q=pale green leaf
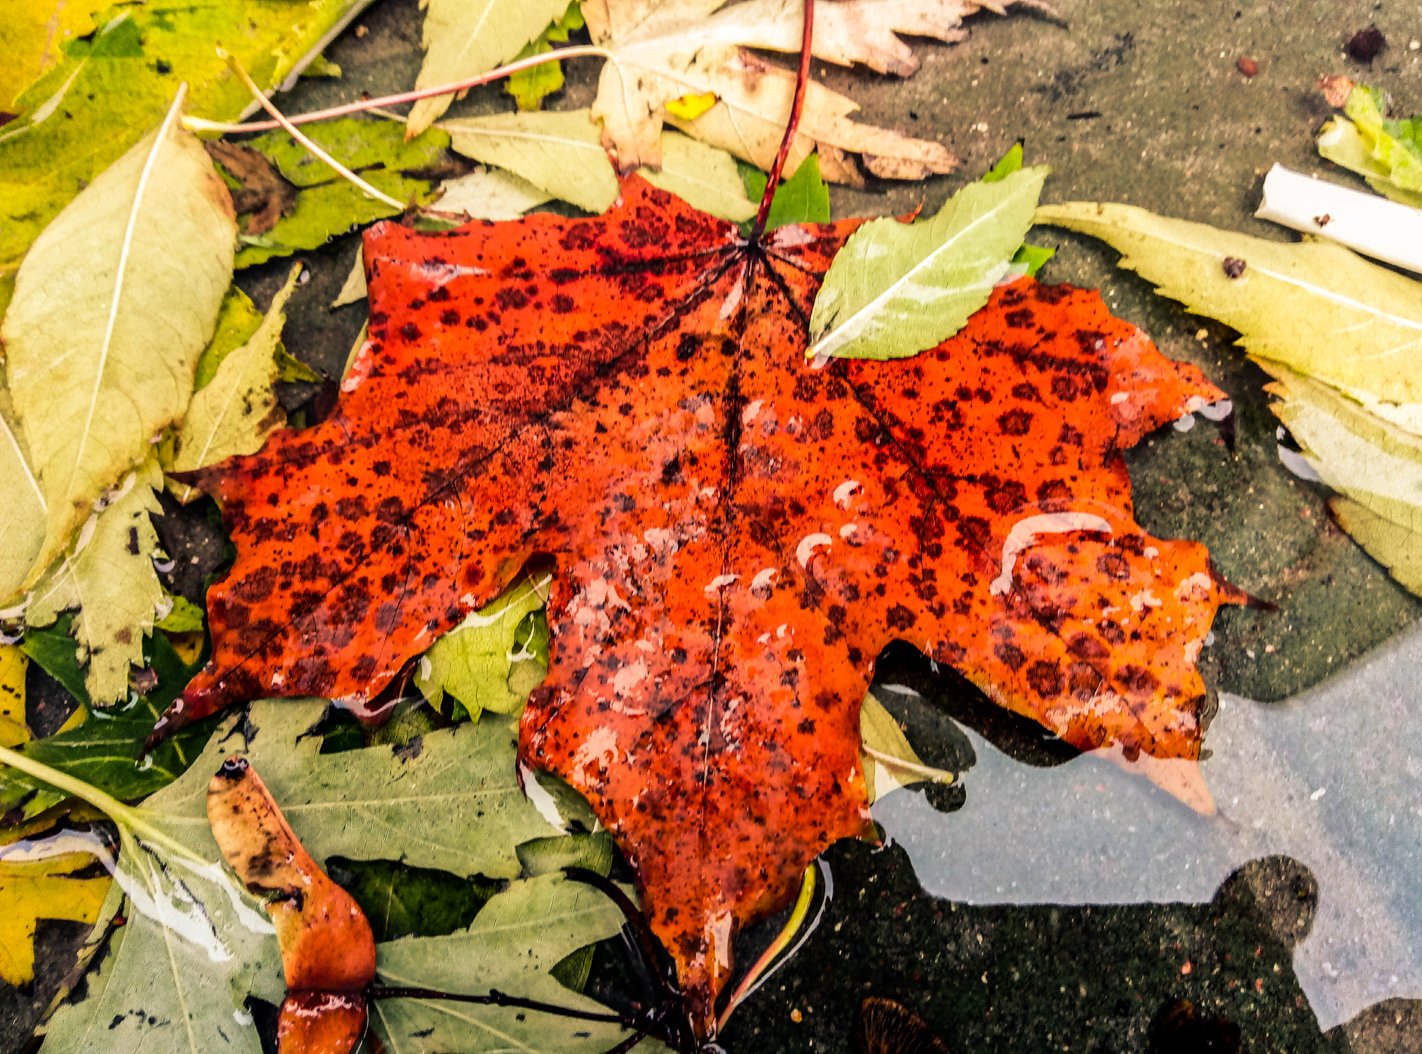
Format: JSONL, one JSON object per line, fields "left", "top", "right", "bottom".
{"left": 1266, "top": 365, "right": 1422, "bottom": 597}
{"left": 406, "top": 0, "right": 569, "bottom": 137}
{"left": 0, "top": 0, "right": 374, "bottom": 295}
{"left": 166, "top": 267, "right": 301, "bottom": 500}
{"left": 1319, "top": 117, "right": 1422, "bottom": 210}
{"left": 233, "top": 119, "right": 450, "bottom": 268}
{"left": 443, "top": 109, "right": 618, "bottom": 213}
{"left": 649, "top": 133, "right": 757, "bottom": 223}
{"left": 371, "top": 874, "right": 643, "bottom": 1054}
{"left": 0, "top": 374, "right": 44, "bottom": 604}
{"left": 432, "top": 167, "right": 554, "bottom": 220}
{"left": 860, "top": 692, "right": 953, "bottom": 803}
{"left": 808, "top": 165, "right": 1048, "bottom": 359}
{"left": 443, "top": 109, "right": 755, "bottom": 220}
{"left": 1035, "top": 201, "right": 1422, "bottom": 407}
{"left": 24, "top": 459, "right": 168, "bottom": 704}
{"left": 3, "top": 94, "right": 236, "bottom": 584}
{"left": 417, "top": 574, "right": 550, "bottom": 720}
{"left": 33, "top": 697, "right": 617, "bottom": 1053}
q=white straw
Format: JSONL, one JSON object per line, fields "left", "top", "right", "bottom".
{"left": 1256, "top": 164, "right": 1422, "bottom": 276}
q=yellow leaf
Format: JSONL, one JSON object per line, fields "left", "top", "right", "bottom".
{"left": 665, "top": 91, "right": 718, "bottom": 121}
{"left": 0, "top": 645, "right": 28, "bottom": 748}
{"left": 0, "top": 0, "right": 110, "bottom": 109}
{"left": 0, "top": 850, "right": 109, "bottom": 985}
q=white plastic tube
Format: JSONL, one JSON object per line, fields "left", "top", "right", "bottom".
{"left": 1255, "top": 164, "right": 1422, "bottom": 276}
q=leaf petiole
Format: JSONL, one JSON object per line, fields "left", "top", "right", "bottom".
{"left": 0, "top": 742, "right": 206, "bottom": 868}
{"left": 219, "top": 48, "right": 405, "bottom": 209}
{"left": 185, "top": 45, "right": 615, "bottom": 137}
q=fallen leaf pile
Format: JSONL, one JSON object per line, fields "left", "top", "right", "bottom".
{"left": 0, "top": 0, "right": 1299, "bottom": 1049}
{"left": 164, "top": 179, "right": 1241, "bottom": 1029}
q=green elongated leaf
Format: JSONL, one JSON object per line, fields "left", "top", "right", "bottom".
{"left": 371, "top": 874, "right": 644, "bottom": 1054}
{"left": 1266, "top": 365, "right": 1422, "bottom": 596}
{"left": 1035, "top": 201, "right": 1422, "bottom": 412}
{"left": 2, "top": 629, "right": 214, "bottom": 821}
{"left": 1319, "top": 117, "right": 1422, "bottom": 209}
{"left": 24, "top": 459, "right": 169, "bottom": 703}
{"left": 417, "top": 574, "right": 551, "bottom": 720}
{"left": 26, "top": 698, "right": 631, "bottom": 1054}
{"left": 407, "top": 0, "right": 570, "bottom": 136}
{"left": 233, "top": 119, "right": 451, "bottom": 267}
{"left": 3, "top": 95, "right": 236, "bottom": 585}
{"left": 807, "top": 164, "right": 1048, "bottom": 359}
{"left": 443, "top": 109, "right": 756, "bottom": 220}
{"left": 506, "top": 2, "right": 586, "bottom": 111}
{"left": 859, "top": 691, "right": 953, "bottom": 804}
{"left": 166, "top": 267, "right": 301, "bottom": 499}
{"left": 741, "top": 152, "right": 831, "bottom": 231}
{"left": 0, "top": 376, "right": 44, "bottom": 603}
{"left": 0, "top": 0, "right": 373, "bottom": 313}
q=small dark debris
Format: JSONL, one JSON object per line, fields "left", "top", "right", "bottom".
{"left": 1345, "top": 26, "right": 1386, "bottom": 63}
{"left": 1222, "top": 257, "right": 1247, "bottom": 279}
{"left": 132, "top": 666, "right": 160, "bottom": 694}
{"left": 1066, "top": 110, "right": 1102, "bottom": 121}
{"left": 1313, "top": 213, "right": 1332, "bottom": 227}
{"left": 1236, "top": 56, "right": 1258, "bottom": 77}
{"left": 127, "top": 526, "right": 140, "bottom": 555}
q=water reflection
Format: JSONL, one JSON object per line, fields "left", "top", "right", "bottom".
{"left": 873, "top": 623, "right": 1422, "bottom": 1036}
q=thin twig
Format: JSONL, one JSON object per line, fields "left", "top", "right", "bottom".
{"left": 186, "top": 45, "right": 613, "bottom": 136}
{"left": 749, "top": 0, "right": 816, "bottom": 241}
{"left": 219, "top": 47, "right": 404, "bottom": 209}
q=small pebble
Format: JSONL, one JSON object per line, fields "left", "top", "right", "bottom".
{"left": 1236, "top": 56, "right": 1259, "bottom": 77}
{"left": 1345, "top": 26, "right": 1386, "bottom": 63}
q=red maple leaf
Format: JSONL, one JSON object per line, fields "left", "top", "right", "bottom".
{"left": 163, "top": 178, "right": 1241, "bottom": 1035}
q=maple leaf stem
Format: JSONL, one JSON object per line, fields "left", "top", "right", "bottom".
{"left": 749, "top": 0, "right": 816, "bottom": 243}
{"left": 219, "top": 47, "right": 407, "bottom": 210}
{"left": 184, "top": 46, "right": 615, "bottom": 137}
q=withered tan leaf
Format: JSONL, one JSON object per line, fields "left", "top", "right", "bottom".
{"left": 583, "top": 0, "right": 1040, "bottom": 179}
